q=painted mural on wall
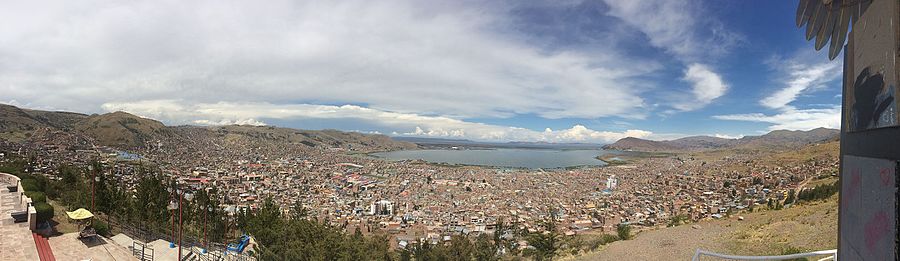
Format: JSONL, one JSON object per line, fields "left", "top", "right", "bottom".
{"left": 839, "top": 0, "right": 900, "bottom": 133}
{"left": 847, "top": 67, "right": 897, "bottom": 131}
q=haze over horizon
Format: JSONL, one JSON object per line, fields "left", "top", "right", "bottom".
{"left": 1, "top": 0, "right": 842, "bottom": 143}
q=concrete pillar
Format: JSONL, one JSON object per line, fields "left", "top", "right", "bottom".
{"left": 837, "top": 0, "right": 900, "bottom": 259}
{"left": 28, "top": 206, "right": 36, "bottom": 231}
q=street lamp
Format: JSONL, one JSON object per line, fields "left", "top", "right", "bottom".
{"left": 167, "top": 186, "right": 177, "bottom": 249}
{"left": 91, "top": 169, "right": 97, "bottom": 211}
{"left": 180, "top": 191, "right": 194, "bottom": 259}
{"left": 203, "top": 205, "right": 212, "bottom": 254}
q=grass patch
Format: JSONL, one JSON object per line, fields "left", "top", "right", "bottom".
{"left": 48, "top": 199, "right": 79, "bottom": 234}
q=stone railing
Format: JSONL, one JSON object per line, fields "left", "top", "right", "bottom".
{"left": 0, "top": 172, "right": 38, "bottom": 231}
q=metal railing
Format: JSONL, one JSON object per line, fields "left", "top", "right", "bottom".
{"left": 692, "top": 249, "right": 837, "bottom": 261}
{"left": 107, "top": 215, "right": 256, "bottom": 261}
{"left": 132, "top": 241, "right": 154, "bottom": 261}
{"left": 182, "top": 246, "right": 254, "bottom": 261}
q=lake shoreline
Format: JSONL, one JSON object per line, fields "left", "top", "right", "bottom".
{"left": 368, "top": 148, "right": 620, "bottom": 169}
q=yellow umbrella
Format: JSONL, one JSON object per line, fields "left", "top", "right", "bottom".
{"left": 65, "top": 208, "right": 94, "bottom": 220}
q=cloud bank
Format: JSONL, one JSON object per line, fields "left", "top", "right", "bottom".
{"left": 102, "top": 100, "right": 653, "bottom": 143}
{"left": 0, "top": 0, "right": 651, "bottom": 120}
{"left": 0, "top": 0, "right": 747, "bottom": 141}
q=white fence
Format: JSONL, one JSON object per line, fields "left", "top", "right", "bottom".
{"left": 692, "top": 248, "right": 837, "bottom": 261}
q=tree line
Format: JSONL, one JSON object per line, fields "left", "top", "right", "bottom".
{"left": 796, "top": 181, "right": 839, "bottom": 202}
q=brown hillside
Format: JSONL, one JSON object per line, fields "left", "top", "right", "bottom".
{"left": 73, "top": 111, "right": 170, "bottom": 147}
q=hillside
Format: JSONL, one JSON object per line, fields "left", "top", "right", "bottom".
{"left": 601, "top": 137, "right": 682, "bottom": 152}
{"left": 603, "top": 128, "right": 839, "bottom": 152}
{"left": 570, "top": 193, "right": 839, "bottom": 261}
{"left": 0, "top": 104, "right": 416, "bottom": 151}
{"left": 0, "top": 104, "right": 89, "bottom": 140}
{"left": 735, "top": 128, "right": 839, "bottom": 150}
{"left": 177, "top": 125, "right": 417, "bottom": 150}
{"left": 74, "top": 111, "right": 171, "bottom": 147}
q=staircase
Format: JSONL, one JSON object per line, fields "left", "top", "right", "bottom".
{"left": 32, "top": 233, "right": 56, "bottom": 261}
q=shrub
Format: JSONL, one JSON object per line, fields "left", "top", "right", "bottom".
{"left": 586, "top": 234, "right": 621, "bottom": 251}
{"left": 93, "top": 219, "right": 110, "bottom": 236}
{"left": 588, "top": 239, "right": 603, "bottom": 250}
{"left": 34, "top": 202, "right": 54, "bottom": 223}
{"left": 600, "top": 234, "right": 620, "bottom": 244}
{"left": 616, "top": 224, "right": 632, "bottom": 240}
{"left": 21, "top": 178, "right": 40, "bottom": 192}
{"left": 24, "top": 191, "right": 46, "bottom": 203}
{"left": 780, "top": 246, "right": 809, "bottom": 261}
{"left": 28, "top": 174, "right": 49, "bottom": 191}
{"left": 668, "top": 214, "right": 688, "bottom": 227}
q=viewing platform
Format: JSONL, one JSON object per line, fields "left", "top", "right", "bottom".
{"left": 2, "top": 173, "right": 136, "bottom": 260}
{"left": 0, "top": 177, "right": 40, "bottom": 260}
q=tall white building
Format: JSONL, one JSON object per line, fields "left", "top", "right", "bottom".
{"left": 606, "top": 175, "right": 617, "bottom": 190}
{"left": 370, "top": 200, "right": 394, "bottom": 216}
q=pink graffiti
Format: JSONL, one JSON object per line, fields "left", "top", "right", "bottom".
{"left": 878, "top": 168, "right": 892, "bottom": 186}
{"left": 864, "top": 211, "right": 889, "bottom": 251}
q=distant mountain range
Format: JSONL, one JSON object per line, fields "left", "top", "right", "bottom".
{"left": 393, "top": 136, "right": 605, "bottom": 150}
{"left": 0, "top": 104, "right": 416, "bottom": 150}
{"left": 0, "top": 103, "right": 842, "bottom": 153}
{"left": 602, "top": 128, "right": 840, "bottom": 152}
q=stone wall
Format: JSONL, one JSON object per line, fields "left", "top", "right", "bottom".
{"left": 0, "top": 172, "right": 37, "bottom": 231}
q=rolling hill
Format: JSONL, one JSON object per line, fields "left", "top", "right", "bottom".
{"left": 74, "top": 111, "right": 172, "bottom": 147}
{"left": 603, "top": 128, "right": 839, "bottom": 152}
{"left": 0, "top": 104, "right": 416, "bottom": 150}
{"left": 0, "top": 104, "right": 90, "bottom": 140}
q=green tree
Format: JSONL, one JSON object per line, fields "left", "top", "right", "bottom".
{"left": 241, "top": 197, "right": 395, "bottom": 260}
{"left": 616, "top": 224, "right": 632, "bottom": 240}
{"left": 447, "top": 235, "right": 475, "bottom": 260}
{"left": 474, "top": 233, "right": 500, "bottom": 261}
{"left": 130, "top": 172, "right": 171, "bottom": 230}
{"left": 527, "top": 219, "right": 560, "bottom": 261}
{"left": 786, "top": 190, "right": 796, "bottom": 205}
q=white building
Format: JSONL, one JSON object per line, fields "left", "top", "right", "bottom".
{"left": 370, "top": 200, "right": 394, "bottom": 216}
{"left": 606, "top": 175, "right": 618, "bottom": 190}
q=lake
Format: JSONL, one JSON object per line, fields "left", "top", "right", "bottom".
{"left": 371, "top": 148, "right": 615, "bottom": 169}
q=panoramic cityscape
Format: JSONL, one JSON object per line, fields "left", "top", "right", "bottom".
{"left": 1, "top": 0, "right": 898, "bottom": 261}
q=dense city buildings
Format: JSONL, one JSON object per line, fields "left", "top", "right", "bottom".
{"left": 0, "top": 127, "right": 838, "bottom": 249}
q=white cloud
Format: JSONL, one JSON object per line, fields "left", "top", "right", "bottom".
{"left": 602, "top": 0, "right": 742, "bottom": 62}
{"left": 714, "top": 50, "right": 842, "bottom": 131}
{"left": 602, "top": 0, "right": 736, "bottom": 112}
{"left": 713, "top": 106, "right": 840, "bottom": 131}
{"left": 0, "top": 0, "right": 652, "bottom": 120}
{"left": 760, "top": 60, "right": 841, "bottom": 109}
{"left": 713, "top": 133, "right": 744, "bottom": 139}
{"left": 102, "top": 100, "right": 653, "bottom": 143}
{"left": 673, "top": 63, "right": 728, "bottom": 111}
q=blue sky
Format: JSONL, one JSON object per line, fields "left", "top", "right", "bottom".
{"left": 0, "top": 0, "right": 843, "bottom": 143}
